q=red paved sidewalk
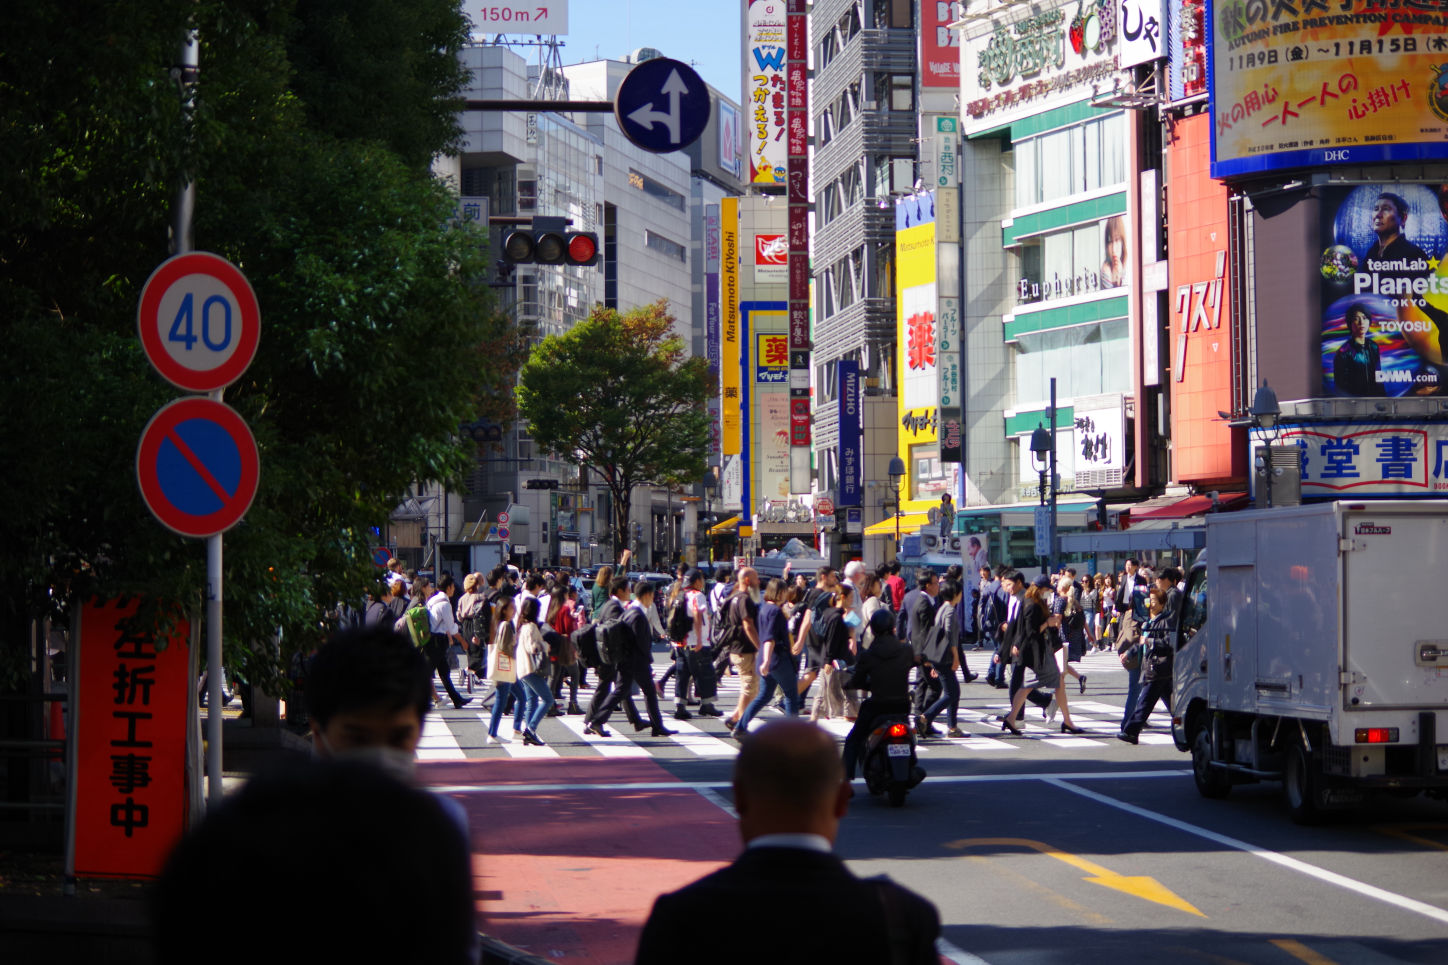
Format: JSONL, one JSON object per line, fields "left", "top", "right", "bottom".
{"left": 421, "top": 758, "right": 738, "bottom": 965}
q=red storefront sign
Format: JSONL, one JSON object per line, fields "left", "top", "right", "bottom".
{"left": 790, "top": 396, "right": 811, "bottom": 445}
{"left": 74, "top": 598, "right": 191, "bottom": 878}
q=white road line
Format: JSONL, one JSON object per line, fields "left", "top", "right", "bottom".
{"left": 1035, "top": 737, "right": 1110, "bottom": 750}
{"left": 1072, "top": 700, "right": 1128, "bottom": 715}
{"left": 695, "top": 785, "right": 738, "bottom": 818}
{"left": 556, "top": 715, "right": 650, "bottom": 758}
{"left": 1045, "top": 777, "right": 1448, "bottom": 928}
{"left": 430, "top": 769, "right": 1192, "bottom": 794}
{"left": 499, "top": 735, "right": 560, "bottom": 759}
{"left": 664, "top": 718, "right": 737, "bottom": 756}
{"left": 417, "top": 713, "right": 466, "bottom": 760}
{"left": 938, "top": 937, "right": 992, "bottom": 965}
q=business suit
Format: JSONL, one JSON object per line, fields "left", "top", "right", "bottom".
{"left": 636, "top": 844, "right": 940, "bottom": 965}
{"left": 1000, "top": 591, "right": 1052, "bottom": 722}
{"left": 584, "top": 598, "right": 642, "bottom": 729}
{"left": 588, "top": 603, "right": 666, "bottom": 731}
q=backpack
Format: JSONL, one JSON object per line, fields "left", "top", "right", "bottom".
{"left": 667, "top": 594, "right": 694, "bottom": 641}
{"left": 573, "top": 623, "right": 603, "bottom": 668}
{"left": 596, "top": 614, "right": 631, "bottom": 665}
{"left": 401, "top": 605, "right": 431, "bottom": 648}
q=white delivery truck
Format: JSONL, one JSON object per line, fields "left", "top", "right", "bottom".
{"left": 1172, "top": 500, "right": 1448, "bottom": 822}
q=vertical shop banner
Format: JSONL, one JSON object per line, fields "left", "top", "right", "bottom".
{"left": 897, "top": 195, "right": 939, "bottom": 413}
{"left": 1119, "top": 0, "right": 1167, "bottom": 68}
{"left": 75, "top": 598, "right": 191, "bottom": 878}
{"left": 721, "top": 197, "right": 742, "bottom": 454}
{"left": 1208, "top": 3, "right": 1448, "bottom": 177}
{"left": 837, "top": 360, "right": 862, "bottom": 506}
{"left": 787, "top": 0, "right": 811, "bottom": 483}
{"left": 745, "top": 304, "right": 789, "bottom": 509}
{"left": 1170, "top": 0, "right": 1207, "bottom": 100}
{"left": 747, "top": 0, "right": 787, "bottom": 185}
{"left": 1319, "top": 183, "right": 1448, "bottom": 398}
{"left": 921, "top": 0, "right": 962, "bottom": 88}
{"left": 705, "top": 205, "right": 722, "bottom": 465}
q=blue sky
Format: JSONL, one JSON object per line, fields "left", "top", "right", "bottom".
{"left": 562, "top": 1, "right": 745, "bottom": 101}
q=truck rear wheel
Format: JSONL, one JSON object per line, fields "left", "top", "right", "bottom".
{"left": 1191, "top": 727, "right": 1231, "bottom": 799}
{"left": 1284, "top": 737, "right": 1325, "bottom": 824}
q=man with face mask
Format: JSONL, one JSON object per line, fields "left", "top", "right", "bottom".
{"left": 305, "top": 622, "right": 436, "bottom": 780}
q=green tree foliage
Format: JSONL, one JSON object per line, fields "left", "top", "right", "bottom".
{"left": 517, "top": 302, "right": 710, "bottom": 551}
{"left": 0, "top": 0, "right": 517, "bottom": 692}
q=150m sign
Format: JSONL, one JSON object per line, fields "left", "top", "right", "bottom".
{"left": 469, "top": 3, "right": 568, "bottom": 33}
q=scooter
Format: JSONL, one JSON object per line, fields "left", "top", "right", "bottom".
{"left": 861, "top": 711, "right": 926, "bottom": 807}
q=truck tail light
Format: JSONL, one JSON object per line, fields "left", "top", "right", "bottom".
{"left": 1353, "top": 727, "right": 1398, "bottom": 744}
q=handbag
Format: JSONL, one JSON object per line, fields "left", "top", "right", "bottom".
{"left": 1119, "top": 643, "right": 1142, "bottom": 672}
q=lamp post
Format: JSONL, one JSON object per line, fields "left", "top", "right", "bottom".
{"left": 702, "top": 466, "right": 718, "bottom": 563}
{"left": 1250, "top": 379, "right": 1282, "bottom": 508}
{"left": 887, "top": 456, "right": 906, "bottom": 558}
{"left": 1029, "top": 377, "right": 1059, "bottom": 576}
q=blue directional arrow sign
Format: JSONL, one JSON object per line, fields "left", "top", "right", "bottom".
{"left": 614, "top": 57, "right": 711, "bottom": 154}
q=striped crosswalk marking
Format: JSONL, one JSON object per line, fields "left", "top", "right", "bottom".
{"left": 665, "top": 718, "right": 737, "bottom": 757}
{"left": 556, "top": 715, "right": 651, "bottom": 758}
{"left": 417, "top": 712, "right": 466, "bottom": 761}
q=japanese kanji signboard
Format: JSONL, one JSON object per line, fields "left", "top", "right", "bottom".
{"left": 1208, "top": 0, "right": 1448, "bottom": 177}
{"left": 75, "top": 598, "right": 190, "bottom": 878}
{"left": 746, "top": 0, "right": 787, "bottom": 185}
{"left": 1255, "top": 422, "right": 1448, "bottom": 497}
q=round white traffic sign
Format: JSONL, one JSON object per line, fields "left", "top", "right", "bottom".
{"left": 496, "top": 511, "right": 510, "bottom": 526}
{"left": 137, "top": 252, "right": 260, "bottom": 392}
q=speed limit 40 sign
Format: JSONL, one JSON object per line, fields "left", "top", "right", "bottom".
{"left": 137, "top": 252, "right": 260, "bottom": 393}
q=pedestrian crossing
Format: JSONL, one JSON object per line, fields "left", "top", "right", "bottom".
{"left": 418, "top": 648, "right": 1174, "bottom": 763}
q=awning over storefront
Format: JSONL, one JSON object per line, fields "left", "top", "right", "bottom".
{"left": 708, "top": 515, "right": 741, "bottom": 536}
{"left": 1129, "top": 492, "right": 1248, "bottom": 520}
{"left": 862, "top": 512, "right": 930, "bottom": 537}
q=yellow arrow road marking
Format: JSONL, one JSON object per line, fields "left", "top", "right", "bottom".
{"left": 945, "top": 837, "right": 1206, "bottom": 918}
{"left": 1370, "top": 823, "right": 1448, "bottom": 853}
{"left": 1270, "top": 939, "right": 1340, "bottom": 965}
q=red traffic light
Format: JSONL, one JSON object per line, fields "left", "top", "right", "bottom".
{"left": 502, "top": 228, "right": 599, "bottom": 267}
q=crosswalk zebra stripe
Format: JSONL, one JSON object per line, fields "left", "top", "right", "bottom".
{"left": 556, "top": 715, "right": 651, "bottom": 758}
{"left": 664, "top": 718, "right": 738, "bottom": 757}
{"left": 417, "top": 712, "right": 467, "bottom": 761}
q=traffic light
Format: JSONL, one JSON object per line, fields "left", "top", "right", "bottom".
{"left": 524, "top": 478, "right": 559, "bottom": 490}
{"left": 502, "top": 228, "right": 599, "bottom": 267}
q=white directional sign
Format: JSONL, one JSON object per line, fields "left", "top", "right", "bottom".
{"left": 468, "top": 2, "right": 567, "bottom": 34}
{"left": 614, "top": 57, "right": 711, "bottom": 154}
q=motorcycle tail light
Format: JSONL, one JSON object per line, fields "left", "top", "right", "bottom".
{"left": 888, "top": 723, "right": 908, "bottom": 738}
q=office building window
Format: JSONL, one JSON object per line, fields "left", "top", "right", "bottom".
{"left": 644, "top": 230, "right": 687, "bottom": 262}
{"left": 1013, "top": 113, "right": 1127, "bottom": 208}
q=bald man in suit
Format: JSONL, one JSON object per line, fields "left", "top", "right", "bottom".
{"left": 635, "top": 720, "right": 940, "bottom": 965}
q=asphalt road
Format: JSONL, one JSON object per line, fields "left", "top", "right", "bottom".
{"left": 425, "top": 647, "right": 1448, "bottom": 964}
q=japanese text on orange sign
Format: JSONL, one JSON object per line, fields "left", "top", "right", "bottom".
{"left": 75, "top": 598, "right": 190, "bottom": 878}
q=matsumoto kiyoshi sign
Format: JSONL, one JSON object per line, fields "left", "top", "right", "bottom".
{"left": 1318, "top": 183, "right": 1448, "bottom": 398}
{"left": 1207, "top": 0, "right": 1448, "bottom": 178}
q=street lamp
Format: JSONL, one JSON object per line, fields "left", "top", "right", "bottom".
{"left": 887, "top": 456, "right": 906, "bottom": 556}
{"left": 701, "top": 466, "right": 718, "bottom": 563}
{"left": 1029, "top": 377, "right": 1059, "bottom": 575}
{"left": 1250, "top": 379, "right": 1282, "bottom": 508}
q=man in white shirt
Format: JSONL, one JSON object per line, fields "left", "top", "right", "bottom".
{"left": 423, "top": 576, "right": 472, "bottom": 709}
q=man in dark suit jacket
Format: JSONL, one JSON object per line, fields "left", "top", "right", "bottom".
{"left": 635, "top": 719, "right": 940, "bottom": 965}
{"left": 588, "top": 581, "right": 675, "bottom": 737}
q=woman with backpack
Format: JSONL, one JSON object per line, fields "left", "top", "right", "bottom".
{"left": 512, "top": 596, "right": 555, "bottom": 745}
{"left": 455, "top": 573, "right": 488, "bottom": 690}
{"left": 804, "top": 584, "right": 859, "bottom": 722}
{"left": 486, "top": 597, "right": 521, "bottom": 744}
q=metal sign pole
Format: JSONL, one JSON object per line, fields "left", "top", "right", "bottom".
{"left": 172, "top": 27, "right": 222, "bottom": 807}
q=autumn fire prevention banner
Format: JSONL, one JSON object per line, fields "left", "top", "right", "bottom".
{"left": 1208, "top": 0, "right": 1448, "bottom": 178}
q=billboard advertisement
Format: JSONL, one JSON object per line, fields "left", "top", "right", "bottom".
{"left": 1167, "top": 112, "right": 1242, "bottom": 483}
{"left": 705, "top": 205, "right": 722, "bottom": 466}
{"left": 754, "top": 232, "right": 788, "bottom": 282}
{"left": 921, "top": 0, "right": 962, "bottom": 88}
{"left": 1319, "top": 183, "right": 1448, "bottom": 398}
{"left": 959, "top": 0, "right": 1123, "bottom": 135}
{"left": 745, "top": 305, "right": 790, "bottom": 507}
{"left": 837, "top": 359, "right": 861, "bottom": 507}
{"left": 718, "top": 101, "right": 743, "bottom": 180}
{"left": 721, "top": 197, "right": 741, "bottom": 454}
{"left": 1207, "top": 1, "right": 1448, "bottom": 178}
{"left": 1120, "top": 0, "right": 1167, "bottom": 68}
{"left": 897, "top": 192, "right": 945, "bottom": 507}
{"left": 746, "top": 0, "right": 787, "bottom": 185}
{"left": 1255, "top": 423, "right": 1448, "bottom": 497}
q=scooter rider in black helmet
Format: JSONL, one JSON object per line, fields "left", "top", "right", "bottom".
{"left": 838, "top": 608, "right": 915, "bottom": 781}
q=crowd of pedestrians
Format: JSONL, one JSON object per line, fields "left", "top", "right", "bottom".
{"left": 347, "top": 552, "right": 1184, "bottom": 755}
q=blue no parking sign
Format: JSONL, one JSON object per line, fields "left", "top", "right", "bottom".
{"left": 136, "top": 397, "right": 260, "bottom": 538}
